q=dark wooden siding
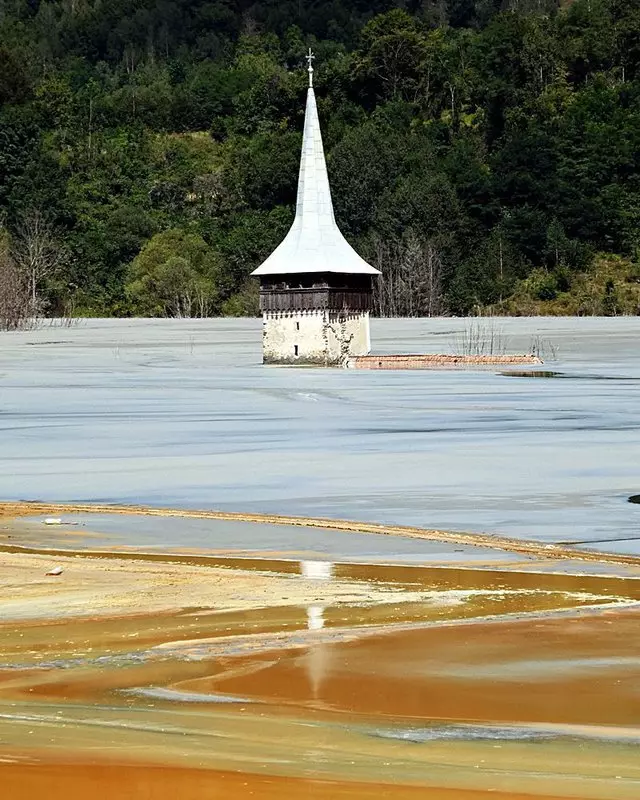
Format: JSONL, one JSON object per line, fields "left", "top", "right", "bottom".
{"left": 259, "top": 273, "right": 373, "bottom": 313}
{"left": 260, "top": 288, "right": 371, "bottom": 313}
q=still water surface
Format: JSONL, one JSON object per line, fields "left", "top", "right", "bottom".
{"left": 0, "top": 317, "right": 639, "bottom": 554}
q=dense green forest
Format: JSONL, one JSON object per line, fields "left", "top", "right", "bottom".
{"left": 1, "top": 0, "right": 639, "bottom": 321}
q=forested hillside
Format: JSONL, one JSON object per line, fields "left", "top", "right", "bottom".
{"left": 1, "top": 0, "right": 639, "bottom": 320}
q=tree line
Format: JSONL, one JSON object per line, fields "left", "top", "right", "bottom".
{"left": 1, "top": 0, "right": 639, "bottom": 324}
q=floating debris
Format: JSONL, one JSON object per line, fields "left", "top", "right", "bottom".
{"left": 43, "top": 518, "right": 63, "bottom": 526}
{"left": 45, "top": 566, "right": 64, "bottom": 576}
{"left": 500, "top": 370, "right": 561, "bottom": 379}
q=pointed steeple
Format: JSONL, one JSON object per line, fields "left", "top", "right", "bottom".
{"left": 252, "top": 53, "right": 379, "bottom": 277}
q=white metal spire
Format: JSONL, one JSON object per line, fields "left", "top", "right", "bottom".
{"left": 252, "top": 57, "right": 379, "bottom": 277}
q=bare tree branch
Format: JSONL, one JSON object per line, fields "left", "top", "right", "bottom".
{"left": 11, "top": 210, "right": 66, "bottom": 316}
{"left": 372, "top": 230, "right": 447, "bottom": 317}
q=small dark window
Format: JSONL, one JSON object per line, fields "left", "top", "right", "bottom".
{"left": 296, "top": 321, "right": 300, "bottom": 331}
{"left": 294, "top": 345, "right": 299, "bottom": 356}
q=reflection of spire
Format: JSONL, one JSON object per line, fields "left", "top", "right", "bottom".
{"left": 306, "top": 47, "right": 315, "bottom": 88}
{"left": 304, "top": 605, "right": 330, "bottom": 699}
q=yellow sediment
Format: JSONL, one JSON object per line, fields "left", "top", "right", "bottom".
{"left": 0, "top": 761, "right": 577, "bottom": 800}
{"left": 2, "top": 501, "right": 640, "bottom": 799}
{"left": 0, "top": 548, "right": 450, "bottom": 621}
{"left": 1, "top": 500, "right": 639, "bottom": 567}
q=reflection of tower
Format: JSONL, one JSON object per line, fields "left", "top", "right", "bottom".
{"left": 300, "top": 560, "right": 334, "bottom": 581}
{"left": 251, "top": 50, "right": 379, "bottom": 366}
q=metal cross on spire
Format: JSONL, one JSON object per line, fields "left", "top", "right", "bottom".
{"left": 306, "top": 48, "right": 315, "bottom": 88}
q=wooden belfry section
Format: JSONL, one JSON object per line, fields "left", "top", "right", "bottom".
{"left": 252, "top": 51, "right": 379, "bottom": 365}
{"left": 258, "top": 274, "right": 372, "bottom": 314}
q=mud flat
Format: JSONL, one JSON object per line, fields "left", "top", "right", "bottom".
{"left": 1, "top": 507, "right": 640, "bottom": 799}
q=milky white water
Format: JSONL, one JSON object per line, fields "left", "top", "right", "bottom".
{"left": 1, "top": 317, "right": 639, "bottom": 555}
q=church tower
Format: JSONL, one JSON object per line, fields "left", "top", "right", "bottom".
{"left": 252, "top": 51, "right": 380, "bottom": 366}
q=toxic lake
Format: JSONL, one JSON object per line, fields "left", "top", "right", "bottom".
{"left": 1, "top": 317, "right": 639, "bottom": 800}
{"left": 1, "top": 317, "right": 639, "bottom": 554}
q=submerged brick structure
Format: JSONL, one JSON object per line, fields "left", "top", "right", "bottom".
{"left": 347, "top": 354, "right": 543, "bottom": 369}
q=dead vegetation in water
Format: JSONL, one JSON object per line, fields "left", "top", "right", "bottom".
{"left": 450, "top": 316, "right": 558, "bottom": 362}
{"left": 453, "top": 316, "right": 509, "bottom": 357}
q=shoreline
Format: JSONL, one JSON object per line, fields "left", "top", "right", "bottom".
{"left": 2, "top": 500, "right": 640, "bottom": 567}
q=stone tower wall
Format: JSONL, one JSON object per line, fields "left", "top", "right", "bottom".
{"left": 262, "top": 310, "right": 371, "bottom": 365}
